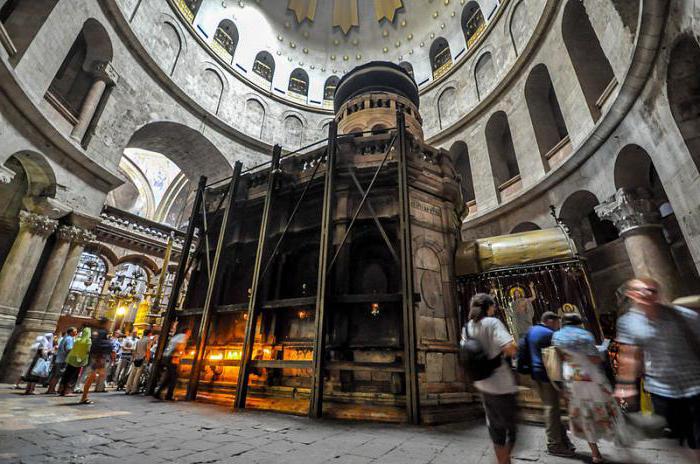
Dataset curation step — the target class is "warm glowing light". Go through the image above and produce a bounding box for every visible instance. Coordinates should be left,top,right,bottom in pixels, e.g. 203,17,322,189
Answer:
189,350,195,356
298,310,308,319
225,351,242,360
115,306,128,316
209,353,224,361
263,348,272,357
370,303,380,317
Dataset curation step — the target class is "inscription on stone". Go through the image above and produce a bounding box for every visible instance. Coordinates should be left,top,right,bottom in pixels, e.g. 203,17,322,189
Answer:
411,200,441,217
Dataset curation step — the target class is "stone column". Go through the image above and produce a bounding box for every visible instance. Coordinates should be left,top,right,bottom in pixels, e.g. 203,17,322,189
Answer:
0,211,58,356
595,188,683,301
0,226,94,381
70,61,118,143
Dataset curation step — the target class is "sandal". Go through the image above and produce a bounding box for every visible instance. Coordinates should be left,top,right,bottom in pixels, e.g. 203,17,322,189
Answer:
78,399,94,405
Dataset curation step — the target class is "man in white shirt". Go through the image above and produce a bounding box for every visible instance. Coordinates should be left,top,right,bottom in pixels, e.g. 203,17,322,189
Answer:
115,330,137,390
125,329,152,394
467,293,518,464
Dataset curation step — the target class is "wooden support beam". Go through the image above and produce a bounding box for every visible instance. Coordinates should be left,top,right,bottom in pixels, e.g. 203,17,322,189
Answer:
396,110,420,424
309,121,338,418
186,162,243,400
148,176,207,395
234,146,282,410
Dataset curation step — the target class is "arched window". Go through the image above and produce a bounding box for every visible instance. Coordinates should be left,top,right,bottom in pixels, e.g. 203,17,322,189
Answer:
461,1,485,48
213,19,238,62
485,111,520,196
323,75,340,101
252,51,275,83
560,191,617,251
0,0,59,62
399,61,415,80
668,36,700,174
178,0,202,22
474,52,495,100
562,0,615,122
63,251,108,316
524,64,569,168
288,68,309,99
429,38,452,79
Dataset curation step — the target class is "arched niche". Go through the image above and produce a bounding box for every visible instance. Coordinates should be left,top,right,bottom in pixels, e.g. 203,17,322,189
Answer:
323,75,340,101
46,18,113,124
429,37,452,79
560,190,617,251
474,51,495,100
153,22,182,76
288,68,309,97
437,87,458,129
668,36,700,175
448,141,475,205
283,115,304,149
0,0,59,64
213,19,238,63
562,0,615,122
509,0,528,55
252,51,275,84
199,68,224,114
244,98,265,138
126,121,232,182
485,111,519,196
461,1,485,49
524,64,569,169
510,222,540,234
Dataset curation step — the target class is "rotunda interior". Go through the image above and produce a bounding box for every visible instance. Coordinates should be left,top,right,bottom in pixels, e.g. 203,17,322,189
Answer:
0,0,699,424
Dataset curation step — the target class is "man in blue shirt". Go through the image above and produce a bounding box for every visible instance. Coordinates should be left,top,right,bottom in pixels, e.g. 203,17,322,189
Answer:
46,327,76,394
525,312,574,457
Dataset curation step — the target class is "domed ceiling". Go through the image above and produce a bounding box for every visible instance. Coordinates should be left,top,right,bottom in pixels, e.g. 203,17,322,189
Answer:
178,0,502,108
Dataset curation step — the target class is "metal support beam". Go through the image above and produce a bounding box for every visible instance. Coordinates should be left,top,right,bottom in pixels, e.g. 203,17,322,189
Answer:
148,175,207,395
234,146,282,410
396,110,420,424
186,161,243,400
309,121,338,418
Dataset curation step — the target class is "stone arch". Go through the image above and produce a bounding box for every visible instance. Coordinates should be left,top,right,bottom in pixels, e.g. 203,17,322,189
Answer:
253,51,275,83
667,35,700,175
4,150,57,198
461,1,485,49
244,98,265,138
323,75,340,101
153,21,182,76
614,144,653,190
474,51,496,100
199,67,225,114
84,242,119,273
0,0,60,63
562,0,615,122
524,63,568,168
288,68,309,97
429,37,452,79
508,0,528,55
106,157,155,218
126,121,232,182
485,111,519,193
117,254,159,278
46,18,113,123
283,115,304,149
510,222,540,233
448,141,475,204
437,87,458,130
213,19,238,62
560,190,617,251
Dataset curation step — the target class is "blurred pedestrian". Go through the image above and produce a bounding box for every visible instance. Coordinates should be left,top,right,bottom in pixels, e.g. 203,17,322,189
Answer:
154,327,191,401
553,313,629,464
522,312,575,457
46,327,76,394
466,293,518,464
79,330,115,404
60,327,91,396
22,333,53,395
115,330,137,390
616,278,700,461
125,329,152,394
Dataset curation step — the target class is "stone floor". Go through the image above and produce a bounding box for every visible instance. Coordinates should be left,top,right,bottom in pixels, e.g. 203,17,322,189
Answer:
0,385,694,464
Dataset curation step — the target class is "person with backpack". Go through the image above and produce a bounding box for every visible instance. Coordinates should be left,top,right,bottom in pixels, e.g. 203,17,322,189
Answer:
519,312,575,457
464,293,518,464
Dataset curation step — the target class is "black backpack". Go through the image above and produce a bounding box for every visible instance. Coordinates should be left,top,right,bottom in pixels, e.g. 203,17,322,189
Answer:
459,324,503,382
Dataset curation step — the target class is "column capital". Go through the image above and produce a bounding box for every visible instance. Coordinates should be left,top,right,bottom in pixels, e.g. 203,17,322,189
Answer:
595,188,661,236
56,225,96,245
93,61,119,85
18,210,58,237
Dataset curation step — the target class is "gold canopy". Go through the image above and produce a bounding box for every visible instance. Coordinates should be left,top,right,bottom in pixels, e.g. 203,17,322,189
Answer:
375,0,403,22
287,0,317,23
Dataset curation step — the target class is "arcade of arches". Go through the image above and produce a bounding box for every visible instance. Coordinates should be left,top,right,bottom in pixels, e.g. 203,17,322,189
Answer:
0,0,699,426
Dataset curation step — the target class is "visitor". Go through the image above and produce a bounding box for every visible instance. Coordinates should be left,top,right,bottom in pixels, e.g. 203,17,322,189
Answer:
154,327,191,401
466,293,518,464
46,327,76,394
79,329,115,404
115,329,137,390
105,330,122,388
60,327,91,396
125,329,152,394
22,333,54,395
522,312,575,457
553,313,629,464
616,277,700,461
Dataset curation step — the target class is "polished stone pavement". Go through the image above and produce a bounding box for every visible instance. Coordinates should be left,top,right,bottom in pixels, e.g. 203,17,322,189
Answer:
0,385,693,464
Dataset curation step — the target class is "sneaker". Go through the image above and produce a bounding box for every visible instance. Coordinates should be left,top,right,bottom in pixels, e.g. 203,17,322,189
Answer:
547,446,576,458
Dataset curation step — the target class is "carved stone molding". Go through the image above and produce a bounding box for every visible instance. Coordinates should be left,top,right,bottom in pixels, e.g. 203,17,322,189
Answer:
0,165,15,184
56,225,96,246
93,61,119,85
594,188,661,236
18,210,58,237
